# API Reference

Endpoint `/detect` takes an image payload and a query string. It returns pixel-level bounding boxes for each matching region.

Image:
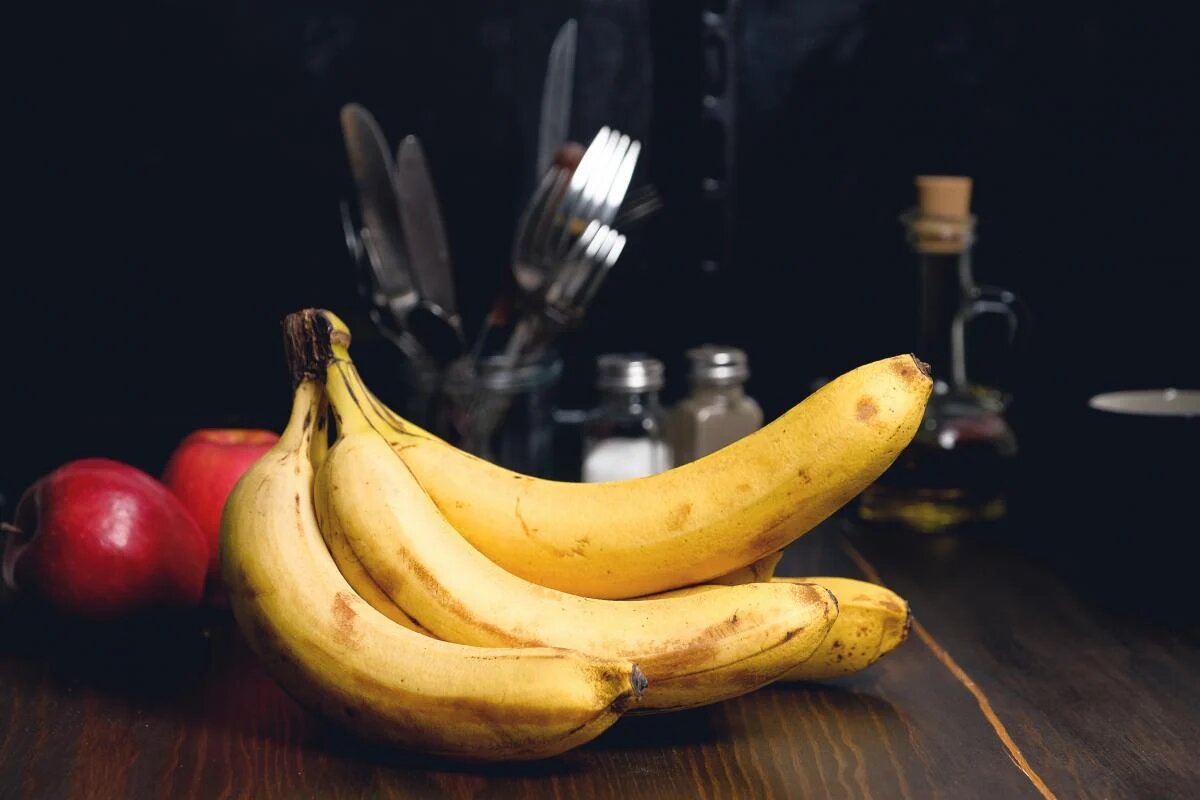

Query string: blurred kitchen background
[6,1,1197,522]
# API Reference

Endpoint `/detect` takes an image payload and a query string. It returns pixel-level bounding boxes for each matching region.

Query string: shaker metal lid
[687,345,749,384]
[596,353,665,391]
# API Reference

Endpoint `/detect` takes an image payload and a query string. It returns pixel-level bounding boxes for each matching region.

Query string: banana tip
[631,664,649,697]
[910,354,932,378]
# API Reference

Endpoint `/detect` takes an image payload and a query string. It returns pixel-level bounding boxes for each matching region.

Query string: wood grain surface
[2,517,1197,799]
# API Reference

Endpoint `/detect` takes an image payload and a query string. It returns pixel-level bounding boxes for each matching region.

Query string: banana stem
[282,309,349,388]
[281,309,378,437]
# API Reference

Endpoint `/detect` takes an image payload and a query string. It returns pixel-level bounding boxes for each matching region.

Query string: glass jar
[581,354,672,482]
[669,345,763,464]
[437,354,562,478]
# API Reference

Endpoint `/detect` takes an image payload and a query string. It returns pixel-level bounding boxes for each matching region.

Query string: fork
[461,219,628,447]
[505,128,640,356]
[534,128,640,275]
[472,128,639,364]
[502,221,628,361]
[462,130,637,439]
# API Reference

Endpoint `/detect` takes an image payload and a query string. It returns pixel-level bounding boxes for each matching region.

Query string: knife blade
[395,134,464,363]
[536,19,577,181]
[339,103,420,335]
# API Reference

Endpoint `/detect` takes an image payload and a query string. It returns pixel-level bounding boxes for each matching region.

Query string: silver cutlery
[395,134,465,364]
[614,184,664,230]
[504,221,627,360]
[340,104,431,369]
[467,21,579,362]
[536,20,577,182]
[513,127,639,333]
[467,129,637,434]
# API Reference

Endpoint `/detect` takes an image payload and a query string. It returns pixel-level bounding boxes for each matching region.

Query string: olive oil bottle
[858,176,1023,533]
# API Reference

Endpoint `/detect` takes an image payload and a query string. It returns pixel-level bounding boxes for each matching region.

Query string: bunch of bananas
[220,309,931,761]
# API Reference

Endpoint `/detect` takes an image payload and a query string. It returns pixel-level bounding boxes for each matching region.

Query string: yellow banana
[775,577,909,681]
[309,410,430,634]
[319,510,431,634]
[653,576,911,681]
[313,350,839,713]
[220,374,643,761]
[314,309,931,599]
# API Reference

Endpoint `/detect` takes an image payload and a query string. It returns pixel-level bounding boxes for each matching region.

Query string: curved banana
[220,376,644,762]
[314,353,839,713]
[776,577,909,681]
[311,408,429,634]
[320,510,431,634]
[653,576,911,682]
[315,310,931,599]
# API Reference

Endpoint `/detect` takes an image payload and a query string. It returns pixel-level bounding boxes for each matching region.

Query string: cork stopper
[908,175,975,254]
[916,176,972,218]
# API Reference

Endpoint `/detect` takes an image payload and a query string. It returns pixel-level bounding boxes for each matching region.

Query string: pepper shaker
[669,346,763,463]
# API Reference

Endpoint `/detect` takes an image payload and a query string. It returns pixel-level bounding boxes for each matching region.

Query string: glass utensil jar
[669,346,763,464]
[581,354,672,482]
[437,354,562,478]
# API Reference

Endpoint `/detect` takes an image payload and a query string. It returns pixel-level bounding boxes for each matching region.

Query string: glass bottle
[858,176,1025,533]
[581,354,672,482]
[669,346,763,464]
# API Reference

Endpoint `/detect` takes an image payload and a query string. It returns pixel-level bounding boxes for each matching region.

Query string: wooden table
[2,514,1198,799]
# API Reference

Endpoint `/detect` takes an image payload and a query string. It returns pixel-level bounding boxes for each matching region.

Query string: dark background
[6,0,1198,511]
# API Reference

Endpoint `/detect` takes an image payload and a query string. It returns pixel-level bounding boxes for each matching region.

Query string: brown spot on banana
[347,668,624,730]
[236,569,261,601]
[856,396,879,421]
[512,495,580,559]
[514,496,532,538]
[389,548,528,645]
[331,591,361,649]
[878,598,905,614]
[666,502,692,530]
[638,610,803,679]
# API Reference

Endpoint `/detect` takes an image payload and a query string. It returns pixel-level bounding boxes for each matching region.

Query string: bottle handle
[950,285,1030,392]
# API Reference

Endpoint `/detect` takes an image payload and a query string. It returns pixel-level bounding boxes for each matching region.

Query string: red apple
[162,428,279,576]
[2,458,208,619]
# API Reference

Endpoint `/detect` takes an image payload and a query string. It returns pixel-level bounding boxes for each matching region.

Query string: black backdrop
[6,0,1198,508]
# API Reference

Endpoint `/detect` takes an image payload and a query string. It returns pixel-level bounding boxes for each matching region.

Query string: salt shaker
[581,354,672,482]
[669,346,763,464]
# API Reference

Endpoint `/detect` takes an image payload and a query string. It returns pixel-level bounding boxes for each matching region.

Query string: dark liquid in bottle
[858,393,1016,533]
